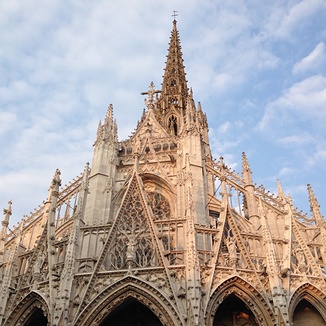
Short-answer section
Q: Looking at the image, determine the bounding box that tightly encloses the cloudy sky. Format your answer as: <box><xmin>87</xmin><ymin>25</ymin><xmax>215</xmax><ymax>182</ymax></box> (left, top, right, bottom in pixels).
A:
<box><xmin>1</xmin><ymin>0</ymin><xmax>326</xmax><ymax>227</ymax></box>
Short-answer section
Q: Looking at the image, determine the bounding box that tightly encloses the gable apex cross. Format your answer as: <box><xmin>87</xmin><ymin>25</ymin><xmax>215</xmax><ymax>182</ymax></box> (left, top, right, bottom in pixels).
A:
<box><xmin>141</xmin><ymin>81</ymin><xmax>161</xmax><ymax>108</ymax></box>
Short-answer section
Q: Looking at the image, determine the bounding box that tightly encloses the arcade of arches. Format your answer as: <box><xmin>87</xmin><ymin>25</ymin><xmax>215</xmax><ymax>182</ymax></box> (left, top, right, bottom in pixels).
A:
<box><xmin>11</xmin><ymin>294</ymin><xmax>326</xmax><ymax>326</ymax></box>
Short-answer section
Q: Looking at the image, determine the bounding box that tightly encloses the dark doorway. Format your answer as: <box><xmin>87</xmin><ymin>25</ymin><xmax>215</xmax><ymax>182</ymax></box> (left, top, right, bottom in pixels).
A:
<box><xmin>213</xmin><ymin>293</ymin><xmax>258</xmax><ymax>326</ymax></box>
<box><xmin>100</xmin><ymin>297</ymin><xmax>162</xmax><ymax>326</ymax></box>
<box><xmin>293</xmin><ymin>299</ymin><xmax>325</xmax><ymax>325</ymax></box>
<box><xmin>24</xmin><ymin>307</ymin><xmax>48</xmax><ymax>326</ymax></box>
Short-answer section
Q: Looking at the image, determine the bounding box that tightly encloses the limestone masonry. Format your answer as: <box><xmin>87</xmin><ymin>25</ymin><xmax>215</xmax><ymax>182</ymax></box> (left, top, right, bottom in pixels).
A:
<box><xmin>0</xmin><ymin>21</ymin><xmax>325</xmax><ymax>325</ymax></box>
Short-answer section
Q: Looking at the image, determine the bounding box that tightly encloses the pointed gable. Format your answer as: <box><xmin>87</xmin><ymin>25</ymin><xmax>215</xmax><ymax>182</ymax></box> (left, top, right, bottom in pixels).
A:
<box><xmin>105</xmin><ymin>173</ymin><xmax>164</xmax><ymax>270</ymax></box>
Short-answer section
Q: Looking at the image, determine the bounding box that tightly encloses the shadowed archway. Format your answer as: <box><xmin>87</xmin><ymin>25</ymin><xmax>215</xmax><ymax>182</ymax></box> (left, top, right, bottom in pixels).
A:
<box><xmin>75</xmin><ymin>277</ymin><xmax>181</xmax><ymax>325</ymax></box>
<box><xmin>4</xmin><ymin>291</ymin><xmax>50</xmax><ymax>326</ymax></box>
<box><xmin>293</xmin><ymin>299</ymin><xmax>325</xmax><ymax>325</ymax></box>
<box><xmin>24</xmin><ymin>307</ymin><xmax>48</xmax><ymax>326</ymax></box>
<box><xmin>205</xmin><ymin>277</ymin><xmax>275</xmax><ymax>326</ymax></box>
<box><xmin>213</xmin><ymin>293</ymin><xmax>258</xmax><ymax>326</ymax></box>
<box><xmin>289</xmin><ymin>283</ymin><xmax>326</xmax><ymax>324</ymax></box>
<box><xmin>99</xmin><ymin>297</ymin><xmax>162</xmax><ymax>326</ymax></box>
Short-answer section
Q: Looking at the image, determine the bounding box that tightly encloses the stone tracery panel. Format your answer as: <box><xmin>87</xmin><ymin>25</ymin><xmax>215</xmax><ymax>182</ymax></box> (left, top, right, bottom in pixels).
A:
<box><xmin>147</xmin><ymin>191</ymin><xmax>184</xmax><ymax>265</ymax></box>
<box><xmin>107</xmin><ymin>183</ymin><xmax>158</xmax><ymax>270</ymax></box>
<box><xmin>147</xmin><ymin>192</ymin><xmax>171</xmax><ymax>220</ymax></box>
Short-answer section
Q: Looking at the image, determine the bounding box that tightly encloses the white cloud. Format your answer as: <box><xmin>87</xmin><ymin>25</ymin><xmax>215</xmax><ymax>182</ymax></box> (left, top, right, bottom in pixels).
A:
<box><xmin>258</xmin><ymin>75</ymin><xmax>326</xmax><ymax>133</ymax></box>
<box><xmin>293</xmin><ymin>42</ymin><xmax>326</xmax><ymax>75</ymax></box>
<box><xmin>0</xmin><ymin>112</ymin><xmax>17</xmax><ymax>136</ymax></box>
<box><xmin>280</xmin><ymin>133</ymin><xmax>315</xmax><ymax>146</ymax></box>
<box><xmin>278</xmin><ymin>167</ymin><xmax>295</xmax><ymax>178</ymax></box>
<box><xmin>306</xmin><ymin>147</ymin><xmax>326</xmax><ymax>167</ymax></box>
<box><xmin>0</xmin><ymin>0</ymin><xmax>326</xmax><ymax>225</ymax></box>
<box><xmin>266</xmin><ymin>0</ymin><xmax>326</xmax><ymax>39</ymax></box>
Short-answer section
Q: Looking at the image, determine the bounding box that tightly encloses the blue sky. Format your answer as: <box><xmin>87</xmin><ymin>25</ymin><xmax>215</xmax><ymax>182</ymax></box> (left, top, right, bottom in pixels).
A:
<box><xmin>1</xmin><ymin>0</ymin><xmax>326</xmax><ymax>227</ymax></box>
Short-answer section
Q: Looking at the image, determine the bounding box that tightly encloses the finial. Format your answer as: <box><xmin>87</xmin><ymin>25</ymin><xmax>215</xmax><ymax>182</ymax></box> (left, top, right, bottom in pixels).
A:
<box><xmin>172</xmin><ymin>10</ymin><xmax>178</xmax><ymax>22</ymax></box>
<box><xmin>3</xmin><ymin>200</ymin><xmax>12</xmax><ymax>217</ymax></box>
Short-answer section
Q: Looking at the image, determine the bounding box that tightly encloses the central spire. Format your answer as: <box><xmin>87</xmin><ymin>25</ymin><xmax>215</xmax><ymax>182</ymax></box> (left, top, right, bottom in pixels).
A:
<box><xmin>155</xmin><ymin>20</ymin><xmax>189</xmax><ymax>135</ymax></box>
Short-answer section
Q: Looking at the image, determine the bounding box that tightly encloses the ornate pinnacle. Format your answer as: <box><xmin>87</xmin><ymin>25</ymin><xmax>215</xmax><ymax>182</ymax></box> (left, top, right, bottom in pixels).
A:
<box><xmin>106</xmin><ymin>104</ymin><xmax>113</xmax><ymax>120</ymax></box>
<box><xmin>277</xmin><ymin>179</ymin><xmax>284</xmax><ymax>196</ymax></box>
<box><xmin>308</xmin><ymin>184</ymin><xmax>324</xmax><ymax>225</ymax></box>
<box><xmin>2</xmin><ymin>200</ymin><xmax>12</xmax><ymax>229</ymax></box>
<box><xmin>46</xmin><ymin>169</ymin><xmax>61</xmax><ymax>201</ymax></box>
<box><xmin>53</xmin><ymin>168</ymin><xmax>61</xmax><ymax>186</ymax></box>
<box><xmin>242</xmin><ymin>152</ymin><xmax>252</xmax><ymax>185</ymax></box>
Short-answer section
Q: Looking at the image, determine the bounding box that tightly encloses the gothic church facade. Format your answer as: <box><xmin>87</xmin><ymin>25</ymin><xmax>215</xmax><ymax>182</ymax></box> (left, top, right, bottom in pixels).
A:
<box><xmin>0</xmin><ymin>21</ymin><xmax>326</xmax><ymax>326</ymax></box>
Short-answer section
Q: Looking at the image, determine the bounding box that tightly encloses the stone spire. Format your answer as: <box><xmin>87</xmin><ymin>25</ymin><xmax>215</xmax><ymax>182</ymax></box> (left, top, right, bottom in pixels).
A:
<box><xmin>155</xmin><ymin>19</ymin><xmax>189</xmax><ymax>132</ymax></box>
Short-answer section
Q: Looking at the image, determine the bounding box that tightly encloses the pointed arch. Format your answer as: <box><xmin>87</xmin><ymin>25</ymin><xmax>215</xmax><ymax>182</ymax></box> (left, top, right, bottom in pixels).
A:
<box><xmin>4</xmin><ymin>291</ymin><xmax>50</xmax><ymax>326</ymax></box>
<box><xmin>141</xmin><ymin>173</ymin><xmax>183</xmax><ymax>264</ymax></box>
<box><xmin>75</xmin><ymin>276</ymin><xmax>182</xmax><ymax>325</ymax></box>
<box><xmin>167</xmin><ymin>114</ymin><xmax>178</xmax><ymax>135</ymax></box>
<box><xmin>205</xmin><ymin>276</ymin><xmax>275</xmax><ymax>326</ymax></box>
<box><xmin>289</xmin><ymin>282</ymin><xmax>326</xmax><ymax>323</ymax></box>
<box><xmin>141</xmin><ymin>173</ymin><xmax>176</xmax><ymax>203</ymax></box>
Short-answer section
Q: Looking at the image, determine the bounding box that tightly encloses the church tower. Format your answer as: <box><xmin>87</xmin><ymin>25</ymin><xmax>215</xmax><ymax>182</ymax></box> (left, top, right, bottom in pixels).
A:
<box><xmin>0</xmin><ymin>20</ymin><xmax>326</xmax><ymax>326</ymax></box>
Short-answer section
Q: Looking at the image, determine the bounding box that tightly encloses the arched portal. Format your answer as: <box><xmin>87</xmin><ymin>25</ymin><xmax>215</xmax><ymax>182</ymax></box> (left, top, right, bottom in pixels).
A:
<box><xmin>24</xmin><ymin>307</ymin><xmax>48</xmax><ymax>326</ymax></box>
<box><xmin>4</xmin><ymin>291</ymin><xmax>50</xmax><ymax>326</ymax></box>
<box><xmin>213</xmin><ymin>293</ymin><xmax>258</xmax><ymax>326</ymax></box>
<box><xmin>99</xmin><ymin>297</ymin><xmax>162</xmax><ymax>326</ymax></box>
<box><xmin>205</xmin><ymin>277</ymin><xmax>275</xmax><ymax>325</ymax></box>
<box><xmin>76</xmin><ymin>277</ymin><xmax>181</xmax><ymax>325</ymax></box>
<box><xmin>293</xmin><ymin>299</ymin><xmax>325</xmax><ymax>325</ymax></box>
<box><xmin>289</xmin><ymin>283</ymin><xmax>326</xmax><ymax>324</ymax></box>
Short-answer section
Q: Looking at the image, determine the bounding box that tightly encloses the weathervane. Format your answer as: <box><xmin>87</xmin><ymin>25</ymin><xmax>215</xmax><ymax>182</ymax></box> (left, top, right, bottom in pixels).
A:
<box><xmin>172</xmin><ymin>10</ymin><xmax>178</xmax><ymax>21</ymax></box>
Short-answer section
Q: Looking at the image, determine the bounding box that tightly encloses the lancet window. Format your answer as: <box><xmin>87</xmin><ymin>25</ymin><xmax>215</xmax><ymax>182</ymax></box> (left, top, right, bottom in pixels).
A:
<box><xmin>167</xmin><ymin>115</ymin><xmax>178</xmax><ymax>135</ymax></box>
